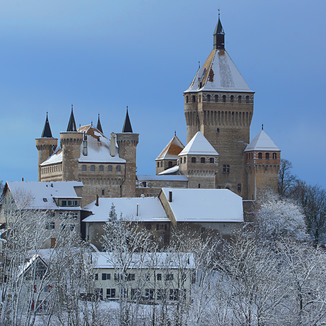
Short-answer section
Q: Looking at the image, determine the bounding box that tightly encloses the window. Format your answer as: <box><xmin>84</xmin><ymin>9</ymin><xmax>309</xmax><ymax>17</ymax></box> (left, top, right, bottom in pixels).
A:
<box><xmin>102</xmin><ymin>189</ymin><xmax>105</xmax><ymax>195</ymax></box>
<box><xmin>68</xmin><ymin>200</ymin><xmax>72</xmax><ymax>206</ymax></box>
<box><xmin>215</xmin><ymin>95</ymin><xmax>218</xmax><ymax>102</ymax></box>
<box><xmin>90</xmin><ymin>165</ymin><xmax>95</xmax><ymax>172</ymax></box>
<box><xmin>206</xmin><ymin>94</ymin><xmax>211</xmax><ymax>102</ymax></box>
<box><xmin>191</xmin><ymin>157</ymin><xmax>196</xmax><ymax>163</ymax></box>
<box><xmin>265</xmin><ymin>153</ymin><xmax>270</xmax><ymax>160</ymax></box>
<box><xmin>246</xmin><ymin>95</ymin><xmax>250</xmax><ymax>103</ymax></box>
<box><xmin>157</xmin><ymin>289</ymin><xmax>166</xmax><ymax>301</ymax></box>
<box><xmin>157</xmin><ymin>273</ymin><xmax>162</xmax><ymax>281</ymax></box>
<box><xmin>273</xmin><ymin>153</ymin><xmax>277</xmax><ymax>159</ymax></box>
<box><xmin>45</xmin><ymin>222</ymin><xmax>55</xmax><ymax>230</ymax></box>
<box><xmin>157</xmin><ymin>162</ymin><xmax>159</xmax><ymax>167</ymax></box>
<box><xmin>238</xmin><ymin>95</ymin><xmax>242</xmax><ymax>103</ymax></box>
<box><xmin>127</xmin><ymin>273</ymin><xmax>135</xmax><ymax>281</ymax></box>
<box><xmin>69</xmin><ymin>212</ymin><xmax>78</xmax><ymax>220</ymax></box>
<box><xmin>166</xmin><ymin>274</ymin><xmax>174</xmax><ymax>281</ymax></box>
<box><xmin>192</xmin><ymin>95</ymin><xmax>196</xmax><ymax>103</ymax></box>
<box><xmin>102</xmin><ymin>273</ymin><xmax>111</xmax><ymax>281</ymax></box>
<box><xmin>145</xmin><ymin>289</ymin><xmax>155</xmax><ymax>301</ymax></box>
<box><xmin>184</xmin><ymin>157</ymin><xmax>186</xmax><ymax>163</ymax></box>
<box><xmin>114</xmin><ymin>273</ymin><xmax>119</xmax><ymax>281</ymax></box>
<box><xmin>216</xmin><ymin>128</ymin><xmax>220</xmax><ymax>132</ymax></box>
<box><xmin>169</xmin><ymin>289</ymin><xmax>179</xmax><ymax>301</ymax></box>
<box><xmin>131</xmin><ymin>289</ymin><xmax>140</xmax><ymax>300</ymax></box>
<box><xmin>62</xmin><ymin>200</ymin><xmax>66</xmax><ymax>206</ymax></box>
<box><xmin>230</xmin><ymin>95</ymin><xmax>234</xmax><ymax>102</ymax></box>
<box><xmin>145</xmin><ymin>224</ymin><xmax>151</xmax><ymax>230</ymax></box>
<box><xmin>223</xmin><ymin>164</ymin><xmax>230</xmax><ymax>173</ymax></box>
<box><xmin>168</xmin><ymin>161</ymin><xmax>173</xmax><ymax>168</ymax></box>
<box><xmin>201</xmin><ymin>227</ymin><xmax>205</xmax><ymax>234</ymax></box>
<box><xmin>200</xmin><ymin>157</ymin><xmax>205</xmax><ymax>163</ymax></box>
<box><xmin>99</xmin><ymin>165</ymin><xmax>104</xmax><ymax>172</ymax></box>
<box><xmin>82</xmin><ymin>165</ymin><xmax>87</xmax><ymax>172</ymax></box>
<box><xmin>210</xmin><ymin>158</ymin><xmax>214</xmax><ymax>163</ymax></box>
<box><xmin>198</xmin><ymin>184</ymin><xmax>201</xmax><ymax>188</ymax></box>
<box><xmin>116</xmin><ymin>166</ymin><xmax>121</xmax><ymax>172</ymax></box>
<box><xmin>95</xmin><ymin>288</ymin><xmax>103</xmax><ymax>300</ymax></box>
<box><xmin>258</xmin><ymin>153</ymin><xmax>262</xmax><ymax>159</ymax></box>
<box><xmin>222</xmin><ymin>95</ymin><xmax>226</xmax><ymax>102</ymax></box>
<box><xmin>106</xmin><ymin>288</ymin><xmax>116</xmax><ymax>299</ymax></box>
<box><xmin>186</xmin><ymin>96</ymin><xmax>188</xmax><ymax>103</ymax></box>
<box><xmin>108</xmin><ymin>165</ymin><xmax>112</xmax><ymax>172</ymax></box>
<box><xmin>95</xmin><ymin>274</ymin><xmax>98</xmax><ymax>280</ymax></box>
<box><xmin>237</xmin><ymin>183</ymin><xmax>242</xmax><ymax>193</ymax></box>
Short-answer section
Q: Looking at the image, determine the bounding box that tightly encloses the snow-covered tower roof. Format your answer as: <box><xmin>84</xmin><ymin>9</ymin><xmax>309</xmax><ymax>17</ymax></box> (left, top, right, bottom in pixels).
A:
<box><xmin>179</xmin><ymin>131</ymin><xmax>219</xmax><ymax>156</ymax></box>
<box><xmin>244</xmin><ymin>129</ymin><xmax>280</xmax><ymax>152</ymax></box>
<box><xmin>184</xmin><ymin>17</ymin><xmax>253</xmax><ymax>93</ymax></box>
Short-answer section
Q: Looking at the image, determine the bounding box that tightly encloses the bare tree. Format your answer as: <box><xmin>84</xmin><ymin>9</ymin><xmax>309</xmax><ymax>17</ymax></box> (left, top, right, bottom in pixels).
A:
<box><xmin>278</xmin><ymin>159</ymin><xmax>296</xmax><ymax>197</ymax></box>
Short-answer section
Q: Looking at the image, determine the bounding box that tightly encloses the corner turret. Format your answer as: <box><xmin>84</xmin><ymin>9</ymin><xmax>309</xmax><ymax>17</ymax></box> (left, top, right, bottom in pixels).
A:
<box><xmin>35</xmin><ymin>113</ymin><xmax>58</xmax><ymax>181</ymax></box>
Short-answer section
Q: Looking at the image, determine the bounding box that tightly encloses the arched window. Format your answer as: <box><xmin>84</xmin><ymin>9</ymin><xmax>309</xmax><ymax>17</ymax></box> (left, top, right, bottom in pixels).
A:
<box><xmin>265</xmin><ymin>153</ymin><xmax>270</xmax><ymax>160</ymax></box>
<box><xmin>168</xmin><ymin>161</ymin><xmax>173</xmax><ymax>168</ymax></box>
<box><xmin>192</xmin><ymin>95</ymin><xmax>196</xmax><ymax>103</ymax></box>
<box><xmin>230</xmin><ymin>95</ymin><xmax>234</xmax><ymax>102</ymax></box>
<box><xmin>238</xmin><ymin>95</ymin><xmax>242</xmax><ymax>103</ymax></box>
<box><xmin>246</xmin><ymin>95</ymin><xmax>250</xmax><ymax>103</ymax></box>
<box><xmin>90</xmin><ymin>165</ymin><xmax>95</xmax><ymax>172</ymax></box>
<box><xmin>186</xmin><ymin>96</ymin><xmax>188</xmax><ymax>103</ymax></box>
<box><xmin>157</xmin><ymin>162</ymin><xmax>159</xmax><ymax>167</ymax></box>
<box><xmin>258</xmin><ymin>153</ymin><xmax>262</xmax><ymax>159</ymax></box>
<box><xmin>215</xmin><ymin>95</ymin><xmax>219</xmax><ymax>102</ymax></box>
<box><xmin>201</xmin><ymin>157</ymin><xmax>205</xmax><ymax>163</ymax></box>
<box><xmin>273</xmin><ymin>153</ymin><xmax>277</xmax><ymax>159</ymax></box>
<box><xmin>99</xmin><ymin>165</ymin><xmax>104</xmax><ymax>172</ymax></box>
<box><xmin>210</xmin><ymin>158</ymin><xmax>214</xmax><ymax>163</ymax></box>
<box><xmin>116</xmin><ymin>166</ymin><xmax>121</xmax><ymax>172</ymax></box>
<box><xmin>82</xmin><ymin>165</ymin><xmax>87</xmax><ymax>172</ymax></box>
<box><xmin>108</xmin><ymin>165</ymin><xmax>112</xmax><ymax>172</ymax></box>
<box><xmin>207</xmin><ymin>94</ymin><xmax>211</xmax><ymax>102</ymax></box>
<box><xmin>191</xmin><ymin>157</ymin><xmax>196</xmax><ymax>163</ymax></box>
<box><xmin>222</xmin><ymin>95</ymin><xmax>226</xmax><ymax>102</ymax></box>
<box><xmin>184</xmin><ymin>157</ymin><xmax>186</xmax><ymax>163</ymax></box>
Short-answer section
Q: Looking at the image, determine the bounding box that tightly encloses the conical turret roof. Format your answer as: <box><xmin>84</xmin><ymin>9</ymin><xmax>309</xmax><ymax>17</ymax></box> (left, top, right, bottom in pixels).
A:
<box><xmin>97</xmin><ymin>114</ymin><xmax>103</xmax><ymax>133</ymax></box>
<box><xmin>244</xmin><ymin>130</ymin><xmax>280</xmax><ymax>152</ymax></box>
<box><xmin>122</xmin><ymin>109</ymin><xmax>133</xmax><ymax>133</ymax></box>
<box><xmin>41</xmin><ymin>113</ymin><xmax>53</xmax><ymax>138</ymax></box>
<box><xmin>67</xmin><ymin>106</ymin><xmax>77</xmax><ymax>132</ymax></box>
<box><xmin>156</xmin><ymin>134</ymin><xmax>184</xmax><ymax>160</ymax></box>
<box><xmin>179</xmin><ymin>131</ymin><xmax>219</xmax><ymax>156</ymax></box>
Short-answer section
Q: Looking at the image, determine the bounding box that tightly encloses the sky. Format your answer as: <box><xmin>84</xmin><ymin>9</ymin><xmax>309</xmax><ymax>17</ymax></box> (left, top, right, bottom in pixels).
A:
<box><xmin>0</xmin><ymin>0</ymin><xmax>325</xmax><ymax>189</ymax></box>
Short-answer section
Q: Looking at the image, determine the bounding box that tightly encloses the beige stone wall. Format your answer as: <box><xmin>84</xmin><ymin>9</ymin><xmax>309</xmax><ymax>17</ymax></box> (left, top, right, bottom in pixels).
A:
<box><xmin>60</xmin><ymin>132</ymin><xmax>83</xmax><ymax>181</ymax></box>
<box><xmin>40</xmin><ymin>163</ymin><xmax>63</xmax><ymax>182</ymax></box>
<box><xmin>116</xmin><ymin>133</ymin><xmax>139</xmax><ymax>197</ymax></box>
<box><xmin>35</xmin><ymin>138</ymin><xmax>58</xmax><ymax>181</ymax></box>
<box><xmin>155</xmin><ymin>159</ymin><xmax>178</xmax><ymax>175</ymax></box>
<box><xmin>184</xmin><ymin>91</ymin><xmax>254</xmax><ymax>198</ymax></box>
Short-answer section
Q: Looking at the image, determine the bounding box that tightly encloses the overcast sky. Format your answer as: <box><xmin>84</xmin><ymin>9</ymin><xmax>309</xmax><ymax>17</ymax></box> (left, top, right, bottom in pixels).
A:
<box><xmin>1</xmin><ymin>0</ymin><xmax>325</xmax><ymax>189</ymax></box>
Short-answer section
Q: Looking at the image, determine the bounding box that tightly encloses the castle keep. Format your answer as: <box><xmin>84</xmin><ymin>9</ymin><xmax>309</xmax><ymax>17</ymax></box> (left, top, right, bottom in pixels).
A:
<box><xmin>35</xmin><ymin>17</ymin><xmax>280</xmax><ymax>204</ymax></box>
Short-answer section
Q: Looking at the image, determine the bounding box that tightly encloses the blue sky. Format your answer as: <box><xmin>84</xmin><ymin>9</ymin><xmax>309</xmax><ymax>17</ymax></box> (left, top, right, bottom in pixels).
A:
<box><xmin>1</xmin><ymin>0</ymin><xmax>325</xmax><ymax>188</ymax></box>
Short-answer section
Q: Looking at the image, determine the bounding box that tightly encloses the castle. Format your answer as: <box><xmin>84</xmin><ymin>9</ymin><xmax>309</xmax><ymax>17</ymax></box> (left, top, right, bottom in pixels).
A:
<box><xmin>35</xmin><ymin>17</ymin><xmax>280</xmax><ymax>206</ymax></box>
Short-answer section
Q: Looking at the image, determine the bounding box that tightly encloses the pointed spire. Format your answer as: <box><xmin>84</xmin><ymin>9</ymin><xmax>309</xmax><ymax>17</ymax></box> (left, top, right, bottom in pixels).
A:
<box><xmin>97</xmin><ymin>114</ymin><xmax>103</xmax><ymax>133</ymax></box>
<box><xmin>67</xmin><ymin>105</ymin><xmax>77</xmax><ymax>132</ymax></box>
<box><xmin>122</xmin><ymin>106</ymin><xmax>133</xmax><ymax>133</ymax></box>
<box><xmin>213</xmin><ymin>10</ymin><xmax>225</xmax><ymax>50</ymax></box>
<box><xmin>41</xmin><ymin>112</ymin><xmax>53</xmax><ymax>138</ymax></box>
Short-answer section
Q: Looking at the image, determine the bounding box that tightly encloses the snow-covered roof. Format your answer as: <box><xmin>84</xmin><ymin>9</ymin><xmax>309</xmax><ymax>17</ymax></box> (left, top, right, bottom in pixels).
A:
<box><xmin>244</xmin><ymin>130</ymin><xmax>280</xmax><ymax>152</ymax></box>
<box><xmin>92</xmin><ymin>252</ymin><xmax>195</xmax><ymax>270</ymax></box>
<box><xmin>156</xmin><ymin>135</ymin><xmax>184</xmax><ymax>160</ymax></box>
<box><xmin>159</xmin><ymin>165</ymin><xmax>179</xmax><ymax>175</ymax></box>
<box><xmin>185</xmin><ymin>49</ymin><xmax>253</xmax><ymax>93</ymax></box>
<box><xmin>83</xmin><ymin>197</ymin><xmax>169</xmax><ymax>223</ymax></box>
<box><xmin>41</xmin><ymin>125</ymin><xmax>125</xmax><ymax>166</ymax></box>
<box><xmin>138</xmin><ymin>175</ymin><xmax>188</xmax><ymax>182</ymax></box>
<box><xmin>179</xmin><ymin>132</ymin><xmax>219</xmax><ymax>156</ymax></box>
<box><xmin>6</xmin><ymin>181</ymin><xmax>83</xmax><ymax>210</ymax></box>
<box><xmin>161</xmin><ymin>188</ymin><xmax>243</xmax><ymax>223</ymax></box>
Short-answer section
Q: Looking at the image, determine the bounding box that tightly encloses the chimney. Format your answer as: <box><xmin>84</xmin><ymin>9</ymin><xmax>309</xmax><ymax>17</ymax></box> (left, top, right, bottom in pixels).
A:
<box><xmin>169</xmin><ymin>191</ymin><xmax>172</xmax><ymax>202</ymax></box>
<box><xmin>22</xmin><ymin>177</ymin><xmax>24</xmax><ymax>182</ymax></box>
<box><xmin>110</xmin><ymin>133</ymin><xmax>116</xmax><ymax>157</ymax></box>
<box><xmin>136</xmin><ymin>204</ymin><xmax>139</xmax><ymax>216</ymax></box>
<box><xmin>95</xmin><ymin>194</ymin><xmax>99</xmax><ymax>206</ymax></box>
